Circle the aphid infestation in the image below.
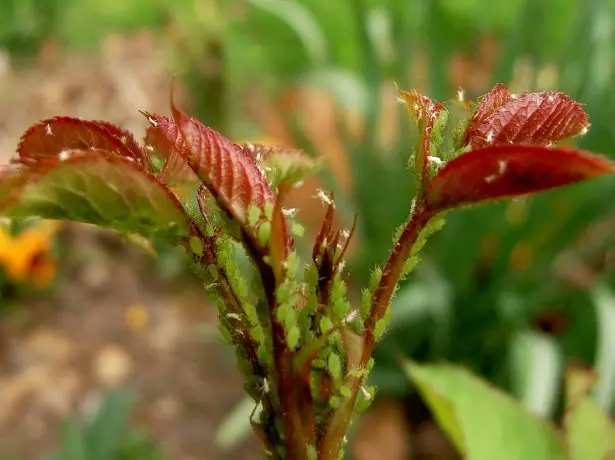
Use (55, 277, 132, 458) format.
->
(0, 83, 611, 459)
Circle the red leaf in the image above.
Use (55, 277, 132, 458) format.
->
(466, 83, 514, 131)
(141, 112, 197, 183)
(425, 144, 614, 212)
(148, 100, 290, 251)
(17, 117, 145, 166)
(170, 103, 275, 217)
(464, 90, 589, 149)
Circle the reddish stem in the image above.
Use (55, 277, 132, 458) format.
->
(364, 202, 434, 356)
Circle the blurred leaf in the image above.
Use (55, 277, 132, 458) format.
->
(509, 329, 562, 418)
(301, 67, 369, 114)
(404, 361, 568, 460)
(86, 388, 136, 460)
(246, 0, 327, 66)
(351, 0, 381, 144)
(590, 284, 615, 412)
(366, 6, 393, 64)
(565, 365, 615, 460)
(425, 0, 450, 100)
(59, 420, 88, 460)
(216, 396, 259, 451)
(425, 145, 614, 212)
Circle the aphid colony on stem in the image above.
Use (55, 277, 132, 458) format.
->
(0, 82, 612, 459)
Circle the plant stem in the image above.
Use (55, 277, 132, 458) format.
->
(318, 203, 434, 458)
(251, 247, 309, 460)
(365, 202, 434, 357)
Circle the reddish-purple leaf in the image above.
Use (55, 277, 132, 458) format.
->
(141, 112, 197, 183)
(17, 117, 146, 166)
(425, 144, 615, 212)
(464, 90, 589, 149)
(170, 103, 274, 216)
(149, 99, 290, 251)
(463, 83, 513, 145)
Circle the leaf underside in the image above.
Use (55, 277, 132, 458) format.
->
(0, 151, 190, 240)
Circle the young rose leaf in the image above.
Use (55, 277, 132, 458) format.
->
(163, 100, 290, 252)
(17, 117, 146, 167)
(464, 90, 589, 149)
(141, 112, 197, 184)
(462, 83, 513, 146)
(0, 151, 190, 240)
(398, 88, 447, 192)
(240, 143, 321, 189)
(425, 144, 615, 212)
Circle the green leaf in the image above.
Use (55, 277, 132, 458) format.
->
(509, 329, 562, 418)
(0, 152, 191, 241)
(565, 366, 615, 460)
(301, 67, 369, 114)
(403, 361, 567, 460)
(86, 388, 137, 460)
(59, 420, 89, 460)
(216, 396, 258, 451)
(246, 0, 327, 66)
(591, 284, 615, 412)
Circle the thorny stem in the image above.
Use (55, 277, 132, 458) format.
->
(318, 201, 434, 459)
(366, 201, 434, 356)
(416, 119, 432, 201)
(246, 236, 310, 460)
(183, 219, 278, 447)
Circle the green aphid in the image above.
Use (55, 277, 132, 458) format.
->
(244, 303, 259, 326)
(286, 325, 301, 350)
(219, 323, 234, 344)
(263, 202, 274, 220)
(258, 221, 272, 246)
(188, 236, 203, 255)
(320, 316, 334, 334)
(374, 307, 392, 341)
(369, 266, 383, 291)
(355, 385, 375, 413)
(332, 298, 350, 320)
(360, 287, 371, 321)
(327, 352, 343, 382)
(329, 395, 341, 409)
(339, 385, 352, 398)
(207, 264, 219, 280)
(291, 222, 305, 237)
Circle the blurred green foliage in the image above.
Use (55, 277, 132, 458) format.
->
(2, 0, 615, 444)
(46, 388, 167, 460)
